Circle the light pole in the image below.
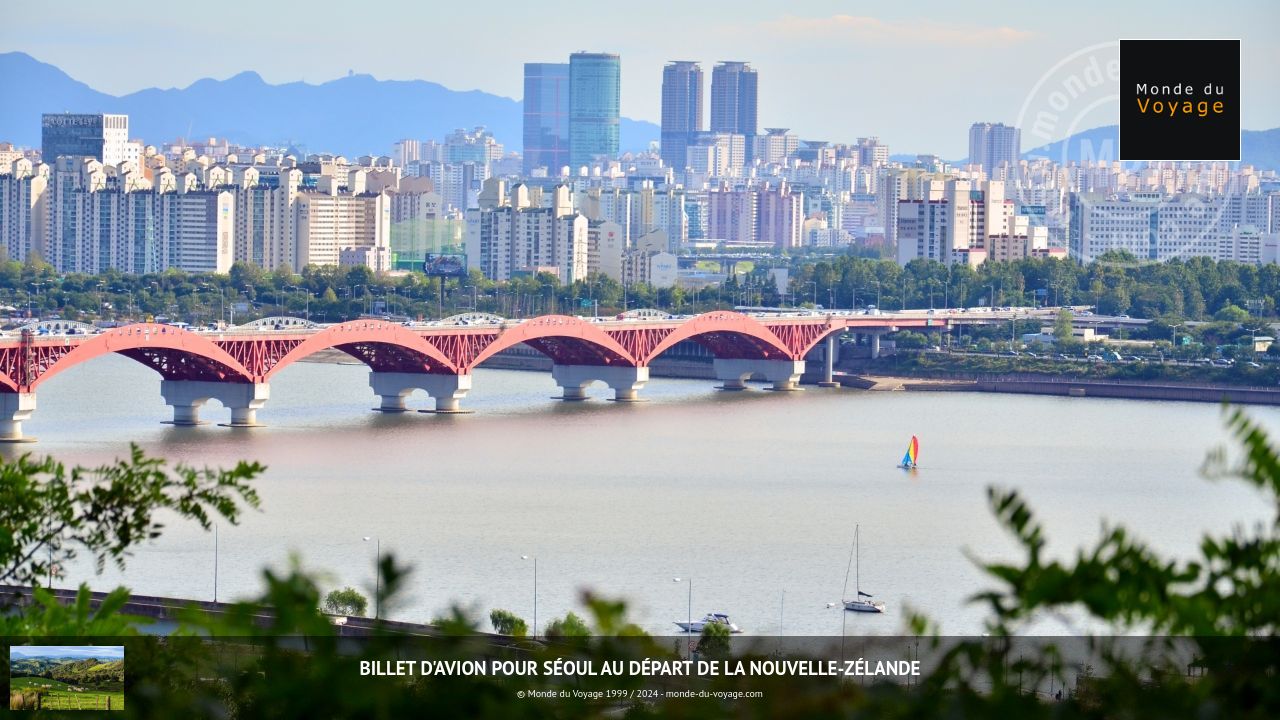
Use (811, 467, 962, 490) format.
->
(521, 555, 537, 639)
(363, 536, 380, 619)
(213, 523, 219, 603)
(673, 577, 692, 646)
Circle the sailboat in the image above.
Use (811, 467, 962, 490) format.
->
(899, 435, 919, 469)
(842, 524, 885, 614)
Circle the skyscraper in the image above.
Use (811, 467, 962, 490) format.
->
(568, 52, 621, 169)
(710, 62, 758, 164)
(660, 61, 703, 172)
(41, 113, 130, 165)
(523, 63, 570, 175)
(968, 123, 1021, 175)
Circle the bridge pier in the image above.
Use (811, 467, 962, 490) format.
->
(369, 372, 472, 413)
(870, 332, 882, 359)
(551, 364, 649, 401)
(0, 392, 37, 442)
(160, 380, 270, 427)
(714, 358, 805, 391)
(818, 335, 839, 387)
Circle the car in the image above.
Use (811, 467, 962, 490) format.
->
(1248, 361, 1262, 368)
(1025, 351, 1039, 358)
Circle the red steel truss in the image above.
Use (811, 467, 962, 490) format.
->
(0, 313, 939, 392)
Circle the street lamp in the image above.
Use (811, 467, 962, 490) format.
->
(521, 555, 538, 639)
(213, 524, 219, 603)
(363, 536, 381, 619)
(673, 577, 692, 643)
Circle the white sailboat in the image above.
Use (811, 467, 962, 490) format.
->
(842, 524, 885, 614)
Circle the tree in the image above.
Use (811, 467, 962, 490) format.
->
(697, 620, 731, 658)
(1213, 303, 1249, 323)
(0, 445, 262, 589)
(1053, 308, 1074, 342)
(488, 608, 528, 637)
(544, 611, 590, 638)
(321, 587, 369, 617)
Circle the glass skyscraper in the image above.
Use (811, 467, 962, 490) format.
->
(523, 63, 570, 175)
(710, 62, 758, 163)
(660, 61, 703, 172)
(568, 52, 621, 169)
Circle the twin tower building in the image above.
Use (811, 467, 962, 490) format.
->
(522, 55, 758, 177)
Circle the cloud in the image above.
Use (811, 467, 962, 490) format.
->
(755, 14, 1034, 48)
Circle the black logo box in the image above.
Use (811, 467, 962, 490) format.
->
(1119, 39, 1240, 161)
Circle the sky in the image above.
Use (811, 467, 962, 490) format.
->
(11, 645, 125, 660)
(3, 0, 1277, 157)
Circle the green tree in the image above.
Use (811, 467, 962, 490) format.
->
(321, 587, 368, 617)
(544, 611, 590, 638)
(1053, 308, 1074, 342)
(1214, 303, 1249, 323)
(697, 620, 731, 658)
(0, 446, 262, 588)
(488, 608, 528, 637)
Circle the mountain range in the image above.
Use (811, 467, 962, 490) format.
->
(2, 52, 1276, 170)
(0, 52, 659, 157)
(1022, 125, 1280, 171)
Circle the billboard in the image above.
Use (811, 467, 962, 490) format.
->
(423, 253, 467, 278)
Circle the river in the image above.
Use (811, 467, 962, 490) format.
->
(6, 354, 1274, 637)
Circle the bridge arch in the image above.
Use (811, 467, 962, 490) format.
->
(19, 323, 254, 392)
(467, 315, 637, 370)
(638, 311, 793, 364)
(13, 320, 102, 336)
(261, 319, 461, 379)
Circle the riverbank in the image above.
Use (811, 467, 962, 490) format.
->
(299, 348, 1280, 405)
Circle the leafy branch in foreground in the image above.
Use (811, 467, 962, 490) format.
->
(0, 444, 263, 589)
(973, 405, 1279, 636)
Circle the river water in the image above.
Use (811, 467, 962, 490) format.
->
(7, 354, 1274, 637)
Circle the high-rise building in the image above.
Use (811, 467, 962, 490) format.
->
(568, 52, 621, 169)
(465, 180, 587, 283)
(968, 123, 1021, 175)
(660, 61, 703, 172)
(1069, 191, 1271, 263)
(896, 179, 1057, 266)
(709, 62, 758, 164)
(294, 188, 391, 271)
(0, 159, 50, 263)
(41, 113, 130, 165)
(523, 63, 571, 175)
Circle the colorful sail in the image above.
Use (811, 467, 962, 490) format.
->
(901, 435, 919, 467)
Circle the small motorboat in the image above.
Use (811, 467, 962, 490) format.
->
(674, 613, 743, 634)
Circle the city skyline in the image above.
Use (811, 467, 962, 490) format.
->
(3, 1, 1278, 158)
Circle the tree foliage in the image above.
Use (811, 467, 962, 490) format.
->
(321, 587, 369, 617)
(0, 445, 263, 589)
(488, 608, 528, 637)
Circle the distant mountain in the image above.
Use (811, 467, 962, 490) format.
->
(1023, 124, 1280, 171)
(0, 52, 659, 156)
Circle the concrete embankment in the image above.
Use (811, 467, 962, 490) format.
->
(300, 349, 1280, 405)
(907, 375, 1280, 405)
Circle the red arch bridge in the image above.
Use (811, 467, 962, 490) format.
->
(0, 308, 977, 441)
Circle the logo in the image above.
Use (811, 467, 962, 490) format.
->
(1119, 39, 1240, 161)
